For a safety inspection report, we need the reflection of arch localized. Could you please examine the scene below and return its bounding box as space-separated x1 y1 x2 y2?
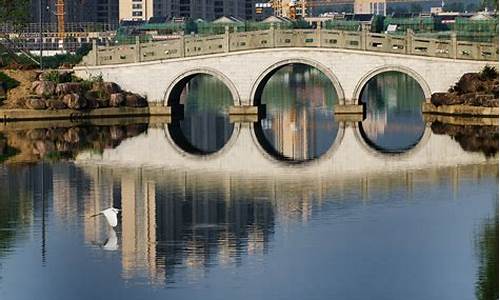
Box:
163 68 241 106
251 122 346 165
163 122 241 159
352 65 432 103
249 58 345 106
354 122 433 157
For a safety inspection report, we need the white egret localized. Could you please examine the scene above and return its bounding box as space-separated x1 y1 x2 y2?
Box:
103 228 118 251
89 207 121 227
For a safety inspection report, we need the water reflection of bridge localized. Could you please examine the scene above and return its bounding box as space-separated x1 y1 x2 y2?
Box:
76 162 496 285
77 121 497 177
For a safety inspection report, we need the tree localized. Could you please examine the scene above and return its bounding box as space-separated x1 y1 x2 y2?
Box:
0 0 30 25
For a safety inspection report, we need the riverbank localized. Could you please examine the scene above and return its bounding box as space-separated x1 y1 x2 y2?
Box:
426 66 499 117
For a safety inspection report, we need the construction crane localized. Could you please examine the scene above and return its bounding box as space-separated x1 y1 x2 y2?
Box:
55 0 65 39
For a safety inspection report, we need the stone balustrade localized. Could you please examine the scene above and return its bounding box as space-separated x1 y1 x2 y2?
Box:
81 27 499 67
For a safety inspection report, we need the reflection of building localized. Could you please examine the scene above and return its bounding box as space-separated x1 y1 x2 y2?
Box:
264 66 336 160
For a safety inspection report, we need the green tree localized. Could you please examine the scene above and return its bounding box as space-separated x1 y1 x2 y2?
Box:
0 0 30 25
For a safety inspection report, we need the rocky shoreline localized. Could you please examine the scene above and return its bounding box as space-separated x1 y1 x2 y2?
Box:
0 70 148 111
430 66 499 109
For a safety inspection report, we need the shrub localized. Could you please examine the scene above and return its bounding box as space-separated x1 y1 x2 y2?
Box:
480 66 498 81
0 72 20 90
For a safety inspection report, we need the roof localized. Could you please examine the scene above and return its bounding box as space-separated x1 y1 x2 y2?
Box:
148 16 168 24
212 16 245 23
261 15 293 23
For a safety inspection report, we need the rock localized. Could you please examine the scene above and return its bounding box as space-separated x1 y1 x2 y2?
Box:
455 73 483 94
431 92 463 106
124 94 148 107
63 93 87 110
39 71 72 82
84 90 98 102
109 126 125 140
63 128 80 144
10 97 26 109
25 98 47 110
46 99 67 110
109 93 125 107
56 82 82 95
93 81 121 95
33 140 55 156
85 97 99 109
32 80 56 97
103 82 121 94
26 129 47 140
97 99 110 108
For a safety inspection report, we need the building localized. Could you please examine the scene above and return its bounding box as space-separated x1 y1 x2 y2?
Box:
31 0 119 24
150 0 255 21
119 0 154 21
353 0 386 16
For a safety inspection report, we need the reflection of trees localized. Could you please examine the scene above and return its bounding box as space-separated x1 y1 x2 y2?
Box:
475 204 498 300
180 74 233 112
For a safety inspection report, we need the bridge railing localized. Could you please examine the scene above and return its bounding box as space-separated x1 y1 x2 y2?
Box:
80 27 499 66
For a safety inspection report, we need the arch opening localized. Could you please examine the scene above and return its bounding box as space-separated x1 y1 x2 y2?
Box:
167 73 235 155
252 63 341 163
358 71 426 153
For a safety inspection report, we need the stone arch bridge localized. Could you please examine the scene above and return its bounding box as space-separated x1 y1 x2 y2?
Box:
74 29 498 110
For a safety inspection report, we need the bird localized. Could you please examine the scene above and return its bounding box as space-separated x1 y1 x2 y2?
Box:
90 228 118 251
89 207 121 227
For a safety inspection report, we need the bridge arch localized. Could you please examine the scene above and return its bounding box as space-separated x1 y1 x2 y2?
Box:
163 67 241 106
352 65 432 104
249 58 346 106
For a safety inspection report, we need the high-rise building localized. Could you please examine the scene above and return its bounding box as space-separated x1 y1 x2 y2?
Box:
119 0 154 20
31 0 119 24
151 0 255 21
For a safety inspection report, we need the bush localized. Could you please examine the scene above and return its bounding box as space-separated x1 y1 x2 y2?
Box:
480 65 498 81
0 72 20 90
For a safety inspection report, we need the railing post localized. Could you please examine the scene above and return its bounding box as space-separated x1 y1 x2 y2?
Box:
270 23 275 48
135 36 141 63
361 25 368 50
405 29 413 55
224 26 230 53
451 32 457 59
317 22 322 48
92 39 98 66
180 33 185 57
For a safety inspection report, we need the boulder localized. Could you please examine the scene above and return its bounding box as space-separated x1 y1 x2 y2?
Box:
33 140 55 157
32 80 56 97
455 73 483 94
431 92 463 106
85 97 99 109
46 99 67 110
84 90 98 102
63 128 80 144
25 98 47 110
39 71 72 83
124 93 148 107
63 93 87 110
96 99 110 108
56 82 82 95
103 82 121 94
109 93 125 107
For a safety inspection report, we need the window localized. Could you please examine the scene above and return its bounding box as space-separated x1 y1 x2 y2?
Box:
132 11 143 16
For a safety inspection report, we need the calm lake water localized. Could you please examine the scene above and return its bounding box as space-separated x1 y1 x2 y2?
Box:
0 65 498 300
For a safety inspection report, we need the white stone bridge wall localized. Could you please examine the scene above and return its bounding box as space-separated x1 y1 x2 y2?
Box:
74 47 497 106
